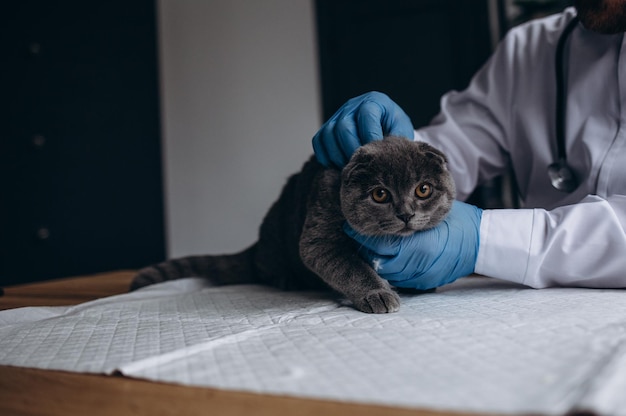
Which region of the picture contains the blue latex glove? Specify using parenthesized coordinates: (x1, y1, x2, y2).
(344, 201, 483, 290)
(312, 91, 414, 168)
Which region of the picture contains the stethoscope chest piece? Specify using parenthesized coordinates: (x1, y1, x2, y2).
(548, 158, 578, 193)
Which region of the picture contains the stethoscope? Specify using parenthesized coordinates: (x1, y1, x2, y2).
(547, 15, 580, 192)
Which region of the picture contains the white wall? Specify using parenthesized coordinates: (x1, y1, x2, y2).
(158, 0, 321, 257)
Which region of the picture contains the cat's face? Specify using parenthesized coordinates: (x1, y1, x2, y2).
(340, 136, 456, 237)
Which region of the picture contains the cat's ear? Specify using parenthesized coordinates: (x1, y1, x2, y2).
(342, 147, 373, 184)
(342, 160, 369, 184)
(420, 143, 449, 167)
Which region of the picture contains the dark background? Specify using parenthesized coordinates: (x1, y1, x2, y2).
(1, 1, 165, 285)
(316, 0, 493, 127)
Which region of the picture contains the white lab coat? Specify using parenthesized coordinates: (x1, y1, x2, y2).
(415, 7, 626, 288)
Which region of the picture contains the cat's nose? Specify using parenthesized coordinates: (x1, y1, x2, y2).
(396, 213, 415, 224)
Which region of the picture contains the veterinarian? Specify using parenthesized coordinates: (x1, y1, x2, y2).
(312, 0, 626, 290)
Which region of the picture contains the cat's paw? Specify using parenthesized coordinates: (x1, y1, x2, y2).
(353, 288, 401, 314)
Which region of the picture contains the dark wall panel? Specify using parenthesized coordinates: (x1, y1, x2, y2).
(1, 1, 165, 285)
(316, 0, 492, 129)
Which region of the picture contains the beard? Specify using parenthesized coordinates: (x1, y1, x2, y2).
(574, 0, 626, 33)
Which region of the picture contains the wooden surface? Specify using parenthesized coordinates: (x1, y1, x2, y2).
(0, 270, 135, 310)
(0, 271, 482, 416)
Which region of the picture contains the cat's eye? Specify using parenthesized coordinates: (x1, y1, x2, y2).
(415, 183, 433, 199)
(371, 187, 390, 203)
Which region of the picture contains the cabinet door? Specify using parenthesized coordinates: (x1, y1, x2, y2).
(316, 0, 492, 128)
(1, 0, 165, 285)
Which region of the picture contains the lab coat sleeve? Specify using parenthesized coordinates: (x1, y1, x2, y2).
(475, 195, 626, 288)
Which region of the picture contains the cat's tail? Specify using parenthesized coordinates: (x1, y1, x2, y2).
(129, 244, 258, 291)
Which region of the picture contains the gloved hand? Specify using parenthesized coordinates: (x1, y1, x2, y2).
(344, 200, 483, 290)
(312, 91, 414, 168)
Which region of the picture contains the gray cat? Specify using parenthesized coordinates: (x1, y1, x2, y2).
(131, 136, 456, 313)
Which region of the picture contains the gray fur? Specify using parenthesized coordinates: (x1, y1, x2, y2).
(131, 137, 456, 313)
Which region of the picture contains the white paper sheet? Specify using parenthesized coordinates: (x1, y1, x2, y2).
(1, 277, 626, 415)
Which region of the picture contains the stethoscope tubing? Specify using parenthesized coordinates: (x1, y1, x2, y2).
(555, 15, 580, 163)
(549, 15, 580, 193)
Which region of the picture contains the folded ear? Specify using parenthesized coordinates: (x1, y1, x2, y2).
(341, 159, 369, 185)
(419, 143, 449, 167)
(341, 145, 376, 184)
